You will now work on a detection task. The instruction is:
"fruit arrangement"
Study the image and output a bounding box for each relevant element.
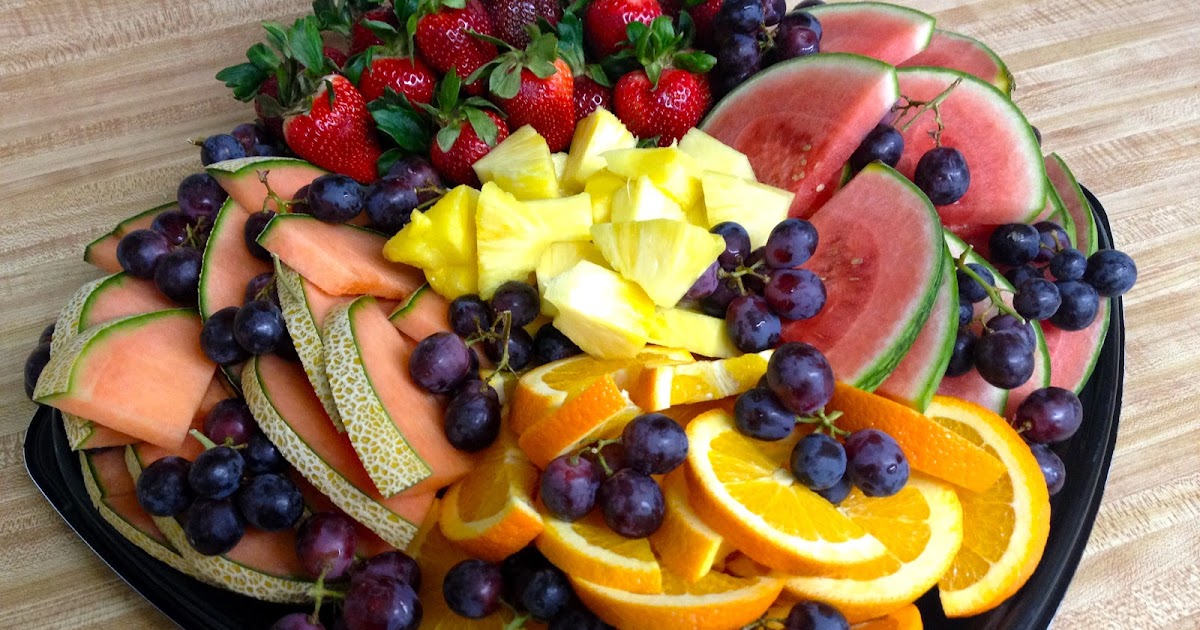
[21,0,1140,628]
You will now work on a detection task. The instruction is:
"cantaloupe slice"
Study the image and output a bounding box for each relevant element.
[388,284,452,342]
[198,198,272,320]
[275,259,349,431]
[35,309,218,449]
[323,296,477,497]
[83,202,175,273]
[129,376,234,464]
[243,354,435,548]
[258,214,425,299]
[206,157,327,214]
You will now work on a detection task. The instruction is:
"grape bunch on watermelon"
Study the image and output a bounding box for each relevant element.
[21,0,1139,627]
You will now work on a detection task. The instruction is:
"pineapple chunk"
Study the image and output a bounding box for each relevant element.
[476,183,592,298]
[544,260,653,359]
[603,147,702,211]
[591,219,726,308]
[611,176,686,223]
[382,185,479,297]
[552,152,568,194]
[584,169,625,224]
[472,125,560,200]
[647,307,739,358]
[426,265,479,298]
[678,128,756,180]
[563,109,638,192]
[701,172,794,248]
[536,241,608,315]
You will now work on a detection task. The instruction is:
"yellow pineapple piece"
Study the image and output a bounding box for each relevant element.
[584,169,625,224]
[382,185,479,297]
[701,172,794,248]
[678,128,756,180]
[535,241,609,316]
[426,265,478,299]
[603,147,702,211]
[543,260,654,359]
[611,176,686,223]
[552,152,568,195]
[562,109,638,192]
[591,219,726,308]
[475,183,592,298]
[647,307,738,359]
[472,125,560,200]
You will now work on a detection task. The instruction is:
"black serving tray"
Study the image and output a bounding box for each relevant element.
[25,189,1124,630]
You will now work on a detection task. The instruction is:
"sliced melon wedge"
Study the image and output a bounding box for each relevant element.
[206,156,326,214]
[274,259,347,431]
[900,29,1013,94]
[387,284,452,342]
[83,202,175,273]
[1044,153,1098,256]
[198,198,272,320]
[804,2,936,65]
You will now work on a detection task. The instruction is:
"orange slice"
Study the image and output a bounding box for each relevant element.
[438,435,543,562]
[649,470,725,583]
[782,476,963,622]
[925,395,1050,617]
[509,346,693,434]
[829,383,1006,492]
[518,374,641,468]
[571,568,783,630]
[632,351,771,411]
[536,511,663,594]
[657,398,737,426]
[684,409,887,573]
[852,604,923,630]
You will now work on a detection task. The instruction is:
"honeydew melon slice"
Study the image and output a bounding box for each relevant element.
[198,198,272,320]
[323,296,477,496]
[900,29,1013,94]
[387,284,453,342]
[274,259,347,431]
[243,354,435,548]
[206,157,327,214]
[35,309,218,449]
[804,2,936,65]
[83,202,175,273]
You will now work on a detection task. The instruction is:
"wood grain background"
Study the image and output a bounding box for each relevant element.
[2,0,1198,627]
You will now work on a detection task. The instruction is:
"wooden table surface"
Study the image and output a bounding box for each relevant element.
[2,0,1198,627]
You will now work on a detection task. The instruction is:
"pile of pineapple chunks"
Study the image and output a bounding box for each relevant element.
[382,110,796,360]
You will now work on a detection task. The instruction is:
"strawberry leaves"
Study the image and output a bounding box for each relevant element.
[467,32,561,100]
[369,70,502,156]
[216,16,334,111]
[612,15,715,87]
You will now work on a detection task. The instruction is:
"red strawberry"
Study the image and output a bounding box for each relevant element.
[254,76,284,139]
[431,109,509,185]
[358,56,438,104]
[484,0,562,48]
[471,34,575,151]
[660,0,722,50]
[584,0,662,57]
[324,46,349,69]
[283,75,384,183]
[574,74,612,121]
[351,6,400,55]
[413,0,499,94]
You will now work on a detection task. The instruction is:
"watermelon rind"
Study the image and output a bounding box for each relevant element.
[274,258,346,431]
[1045,153,1098,255]
[1039,184,1079,247]
[901,29,1013,95]
[804,2,936,65]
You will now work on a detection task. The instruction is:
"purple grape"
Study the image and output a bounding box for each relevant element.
[700,275,745,318]
[541,454,602,521]
[200,306,250,366]
[274,331,300,363]
[598,469,665,538]
[306,174,365,223]
[844,429,909,497]
[152,209,195,246]
[244,431,287,474]
[580,441,627,479]
[1084,249,1137,297]
[733,387,796,441]
[772,24,819,60]
[271,612,324,630]
[742,248,768,293]
[364,175,421,234]
[945,328,977,377]
[549,605,613,630]
[232,122,268,154]
[484,326,534,371]
[290,185,312,215]
[848,124,903,172]
[725,294,782,352]
[621,413,688,475]
[205,398,256,446]
[236,473,303,531]
[534,324,582,364]
[1034,221,1070,264]
[117,229,172,279]
[444,381,501,452]
[1013,278,1061,321]
[244,210,276,261]
[1005,264,1043,289]
[154,247,203,304]
[684,261,721,301]
[490,281,541,327]
[1013,386,1083,443]
[759,0,785,25]
[344,575,421,630]
[136,456,194,517]
[189,445,245,499]
[353,551,422,591]
[913,146,970,206]
[790,432,847,491]
[386,154,443,190]
[780,9,822,39]
[410,332,472,393]
[24,342,51,399]
[711,221,752,270]
[785,600,849,630]
[200,134,247,166]
[989,223,1041,267]
[1050,280,1100,331]
[764,218,818,269]
[443,559,502,618]
[38,323,55,345]
[985,314,1036,350]
[957,262,995,303]
[185,497,244,555]
[177,173,228,222]
[244,272,277,305]
[766,342,835,415]
[958,296,974,327]
[815,472,852,505]
[296,512,358,579]
[765,268,825,320]
[715,0,764,38]
[520,568,571,620]
[501,546,553,606]
[1029,443,1065,495]
[234,299,285,355]
[1049,248,1087,281]
[973,329,1035,389]
[449,295,492,337]
[716,33,762,79]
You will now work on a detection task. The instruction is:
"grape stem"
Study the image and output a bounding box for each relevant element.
[188,429,218,451]
[896,78,963,135]
[953,248,1026,323]
[797,409,848,438]
[256,170,297,214]
[576,438,622,476]
[307,570,347,618]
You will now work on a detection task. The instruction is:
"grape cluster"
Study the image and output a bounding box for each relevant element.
[1011,386,1083,496]
[946,256,1040,389]
[135,397,296,556]
[201,121,291,167]
[301,155,443,234]
[539,412,688,538]
[710,0,822,97]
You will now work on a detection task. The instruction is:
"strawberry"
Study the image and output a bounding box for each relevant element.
[549,8,614,122]
[412,0,499,94]
[659,0,721,50]
[254,76,284,139]
[341,15,438,105]
[484,0,562,48]
[324,46,349,69]
[350,5,401,55]
[283,75,384,183]
[584,0,662,57]
[469,33,575,151]
[574,75,612,120]
[609,17,715,145]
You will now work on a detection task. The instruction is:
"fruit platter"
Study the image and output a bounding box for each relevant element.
[20,0,1137,627]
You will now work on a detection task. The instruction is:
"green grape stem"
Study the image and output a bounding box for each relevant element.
[796,409,848,438]
[897,78,964,134]
[953,249,1026,323]
[188,428,218,450]
[577,438,623,476]
[256,169,297,214]
[307,570,347,619]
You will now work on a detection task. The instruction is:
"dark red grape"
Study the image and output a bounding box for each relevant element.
[540,455,602,521]
[136,456,194,516]
[1049,248,1087,281]
[989,223,1040,267]
[598,469,665,538]
[621,413,688,475]
[244,210,276,261]
[957,263,995,303]
[244,272,277,306]
[945,328,977,377]
[844,429,909,497]
[1050,280,1100,330]
[520,568,571,620]
[200,134,247,166]
[243,431,287,474]
[711,222,752,270]
[725,294,781,352]
[815,472,852,505]
[306,174,366,223]
[1084,249,1137,297]
[234,299,286,355]
[271,612,324,630]
[1034,221,1070,264]
[848,124,903,172]
[117,229,172,279]
[152,209,195,246]
[296,512,358,579]
[410,332,472,393]
[1013,278,1061,321]
[386,154,443,189]
[204,398,256,446]
[490,281,541,327]
[188,445,245,499]
[24,342,51,399]
[733,387,796,441]
[766,342,835,415]
[154,247,203,304]
[534,324,582,364]
[973,329,1035,389]
[344,574,421,630]
[236,473,304,531]
[185,497,244,555]
[1013,386,1083,443]
[785,600,849,630]
[449,295,492,337]
[683,261,720,301]
[274,331,300,363]
[913,146,970,206]
[764,218,818,269]
[444,381,501,452]
[443,559,503,618]
[700,275,745,318]
[790,433,847,491]
[484,326,534,371]
[232,122,268,154]
[200,306,251,366]
[1029,443,1065,495]
[1005,265,1043,289]
[765,268,825,320]
[772,24,819,60]
[353,551,422,591]
[760,0,786,26]
[177,173,228,222]
[364,175,421,234]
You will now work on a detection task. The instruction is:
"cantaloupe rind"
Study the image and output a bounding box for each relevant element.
[274,258,344,431]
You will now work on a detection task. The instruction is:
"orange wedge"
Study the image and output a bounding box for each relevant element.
[571,568,783,630]
[852,604,923,630]
[684,409,888,573]
[509,347,693,434]
[657,398,737,426]
[518,374,641,468]
[632,351,771,411]
[649,470,725,583]
[438,435,543,562]
[829,383,1006,492]
[536,511,663,594]
[926,395,1050,617]
[782,476,963,622]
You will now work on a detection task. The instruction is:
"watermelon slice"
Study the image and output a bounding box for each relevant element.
[875,246,957,412]
[781,163,944,391]
[198,199,272,320]
[388,284,453,342]
[701,54,899,218]
[243,354,435,548]
[275,259,349,431]
[900,29,1013,94]
[207,157,326,214]
[258,214,425,299]
[895,67,1045,225]
[942,186,1077,263]
[804,2,936,65]
[83,202,175,273]
[1045,153,1098,256]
